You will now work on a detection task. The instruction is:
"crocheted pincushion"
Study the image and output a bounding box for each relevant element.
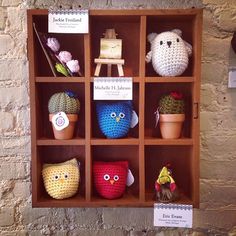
[96,101,132,139]
[42,158,80,199]
[146,29,192,76]
[93,161,128,199]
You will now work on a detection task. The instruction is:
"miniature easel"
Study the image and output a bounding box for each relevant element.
[94,29,124,77]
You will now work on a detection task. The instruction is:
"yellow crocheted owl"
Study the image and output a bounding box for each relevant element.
[42,158,80,199]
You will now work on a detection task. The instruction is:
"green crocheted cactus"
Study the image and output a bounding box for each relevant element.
[159,92,184,114]
[48,91,80,114]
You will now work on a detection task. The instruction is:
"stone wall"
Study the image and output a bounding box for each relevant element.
[0,0,235,235]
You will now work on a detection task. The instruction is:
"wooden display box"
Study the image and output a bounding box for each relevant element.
[27,9,202,207]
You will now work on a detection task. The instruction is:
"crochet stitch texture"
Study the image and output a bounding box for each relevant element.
[93,161,128,199]
[42,158,80,199]
[96,101,132,138]
[146,29,192,76]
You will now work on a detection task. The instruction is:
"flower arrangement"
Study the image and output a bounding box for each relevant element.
[46,37,82,76]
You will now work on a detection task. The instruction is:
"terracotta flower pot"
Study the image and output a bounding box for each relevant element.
[49,114,78,140]
[159,114,185,139]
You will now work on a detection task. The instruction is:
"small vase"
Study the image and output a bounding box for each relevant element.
[49,114,78,140]
[159,114,185,139]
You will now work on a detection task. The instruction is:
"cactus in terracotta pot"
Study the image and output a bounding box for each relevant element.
[158,92,185,139]
[48,91,80,140]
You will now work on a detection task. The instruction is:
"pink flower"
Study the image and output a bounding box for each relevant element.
[66,60,80,73]
[58,51,72,63]
[46,38,60,52]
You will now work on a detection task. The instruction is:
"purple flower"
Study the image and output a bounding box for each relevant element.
[47,38,60,52]
[58,51,72,63]
[66,60,80,73]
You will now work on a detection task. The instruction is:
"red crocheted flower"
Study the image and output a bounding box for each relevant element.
[170,91,183,100]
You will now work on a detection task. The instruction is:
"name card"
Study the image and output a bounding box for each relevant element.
[93,77,132,100]
[48,9,89,33]
[154,203,193,228]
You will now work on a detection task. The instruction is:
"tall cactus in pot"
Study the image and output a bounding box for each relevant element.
[48,91,80,140]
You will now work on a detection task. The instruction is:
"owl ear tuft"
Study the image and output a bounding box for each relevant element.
[147,33,158,43]
[171,29,182,37]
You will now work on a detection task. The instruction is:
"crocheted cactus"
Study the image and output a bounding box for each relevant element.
[159,92,184,114]
[48,91,80,114]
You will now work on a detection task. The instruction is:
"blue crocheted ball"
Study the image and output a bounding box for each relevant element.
[96,101,133,139]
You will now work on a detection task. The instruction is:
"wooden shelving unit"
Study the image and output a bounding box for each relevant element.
[27,9,202,207]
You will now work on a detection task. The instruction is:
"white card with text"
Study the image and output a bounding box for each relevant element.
[154,203,193,228]
[48,9,89,33]
[93,77,133,100]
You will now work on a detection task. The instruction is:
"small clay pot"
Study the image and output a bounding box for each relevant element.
[159,114,185,139]
[49,114,78,140]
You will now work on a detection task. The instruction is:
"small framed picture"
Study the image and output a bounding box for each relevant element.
[100,38,122,59]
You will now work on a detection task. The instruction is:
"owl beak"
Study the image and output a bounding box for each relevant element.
[59,179,64,184]
[116,117,120,122]
[110,179,115,185]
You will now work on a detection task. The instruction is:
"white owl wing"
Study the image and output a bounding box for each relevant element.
[184,41,193,57]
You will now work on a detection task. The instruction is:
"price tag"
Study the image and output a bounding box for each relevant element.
[93,77,133,100]
[154,203,193,228]
[48,9,89,34]
[51,112,69,131]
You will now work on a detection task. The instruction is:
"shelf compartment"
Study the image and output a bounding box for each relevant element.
[31,14,85,77]
[145,83,193,139]
[35,83,85,139]
[91,145,139,201]
[33,146,85,207]
[145,145,194,205]
[145,15,195,77]
[91,83,139,139]
[90,15,141,77]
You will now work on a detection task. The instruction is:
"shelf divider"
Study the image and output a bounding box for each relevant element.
[139,15,147,202]
[84,32,92,202]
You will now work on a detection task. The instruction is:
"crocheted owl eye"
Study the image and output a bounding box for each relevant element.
[146,29,192,77]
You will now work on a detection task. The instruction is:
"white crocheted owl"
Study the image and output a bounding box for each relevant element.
[146,29,192,77]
